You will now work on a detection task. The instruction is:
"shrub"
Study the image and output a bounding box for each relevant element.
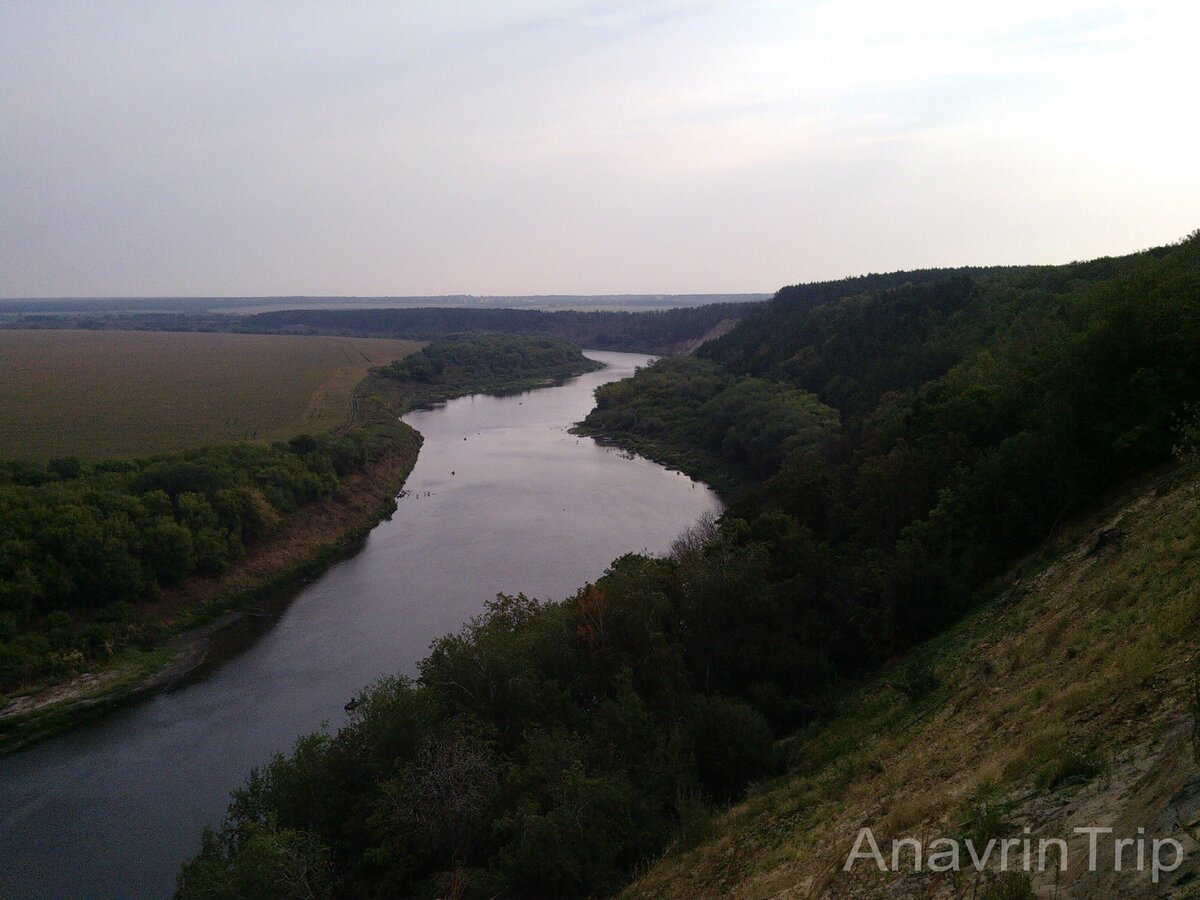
[687,693,775,803]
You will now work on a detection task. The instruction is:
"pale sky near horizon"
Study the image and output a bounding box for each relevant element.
[2,1,1197,297]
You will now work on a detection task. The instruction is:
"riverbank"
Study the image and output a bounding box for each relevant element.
[0,349,726,900]
[0,427,422,755]
[0,338,612,755]
[569,423,745,498]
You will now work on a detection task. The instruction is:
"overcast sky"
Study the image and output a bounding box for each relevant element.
[2,1,1197,297]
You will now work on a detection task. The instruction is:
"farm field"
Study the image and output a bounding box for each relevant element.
[0,329,422,460]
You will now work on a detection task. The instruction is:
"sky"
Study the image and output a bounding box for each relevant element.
[2,1,1197,297]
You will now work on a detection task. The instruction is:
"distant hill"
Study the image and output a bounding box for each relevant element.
[0,293,768,314]
[0,302,759,356]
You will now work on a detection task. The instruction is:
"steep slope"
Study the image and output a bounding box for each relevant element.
[626,465,1200,898]
[173,235,1200,897]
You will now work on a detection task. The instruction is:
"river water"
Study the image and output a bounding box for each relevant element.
[0,351,721,899]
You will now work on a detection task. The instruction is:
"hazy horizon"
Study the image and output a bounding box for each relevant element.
[3,2,1197,297]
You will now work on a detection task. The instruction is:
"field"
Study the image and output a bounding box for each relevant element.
[0,330,422,460]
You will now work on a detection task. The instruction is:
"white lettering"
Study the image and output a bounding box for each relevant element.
[1075,827,1113,871]
[844,828,887,872]
[1152,838,1184,884]
[927,838,959,872]
[965,838,996,871]
[1038,838,1068,872]
[892,837,923,871]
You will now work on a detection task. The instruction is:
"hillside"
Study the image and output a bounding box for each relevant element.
[627,463,1200,897]
[175,235,1200,897]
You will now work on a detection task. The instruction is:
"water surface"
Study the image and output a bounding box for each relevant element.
[0,351,720,898]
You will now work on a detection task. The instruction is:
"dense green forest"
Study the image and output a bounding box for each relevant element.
[179,233,1200,897]
[0,302,750,355]
[0,425,414,694]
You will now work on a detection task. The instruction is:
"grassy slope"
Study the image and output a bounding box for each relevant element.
[0,330,423,460]
[627,465,1200,898]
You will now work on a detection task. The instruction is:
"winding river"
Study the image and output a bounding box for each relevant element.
[0,351,721,899]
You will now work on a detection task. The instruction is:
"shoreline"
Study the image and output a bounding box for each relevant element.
[0,429,422,755]
[0,345,606,756]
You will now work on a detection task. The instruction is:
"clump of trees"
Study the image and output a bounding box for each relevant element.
[379,333,600,390]
[584,355,839,482]
[178,555,779,899]
[0,428,409,691]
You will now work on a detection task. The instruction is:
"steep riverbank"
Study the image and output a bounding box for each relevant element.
[0,427,422,754]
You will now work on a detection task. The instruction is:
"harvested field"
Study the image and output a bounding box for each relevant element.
[0,329,422,460]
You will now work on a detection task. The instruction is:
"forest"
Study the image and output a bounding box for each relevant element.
[246,304,752,353]
[0,427,409,693]
[0,302,751,356]
[178,232,1200,897]
[378,332,602,403]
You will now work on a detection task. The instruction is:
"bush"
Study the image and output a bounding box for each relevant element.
[687,694,775,803]
[1035,750,1103,792]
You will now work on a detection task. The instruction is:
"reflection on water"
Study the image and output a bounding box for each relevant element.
[0,351,721,899]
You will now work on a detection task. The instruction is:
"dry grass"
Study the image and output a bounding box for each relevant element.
[626,468,1200,898]
[0,329,422,460]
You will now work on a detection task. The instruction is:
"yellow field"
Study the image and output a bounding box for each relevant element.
[0,330,422,460]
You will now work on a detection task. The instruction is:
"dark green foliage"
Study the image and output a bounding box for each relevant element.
[686,694,775,803]
[894,657,939,704]
[176,820,334,899]
[380,333,600,391]
[584,230,1200,667]
[0,430,394,691]
[583,355,838,483]
[181,558,780,898]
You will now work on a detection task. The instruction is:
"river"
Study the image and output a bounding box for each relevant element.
[0,351,721,899]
